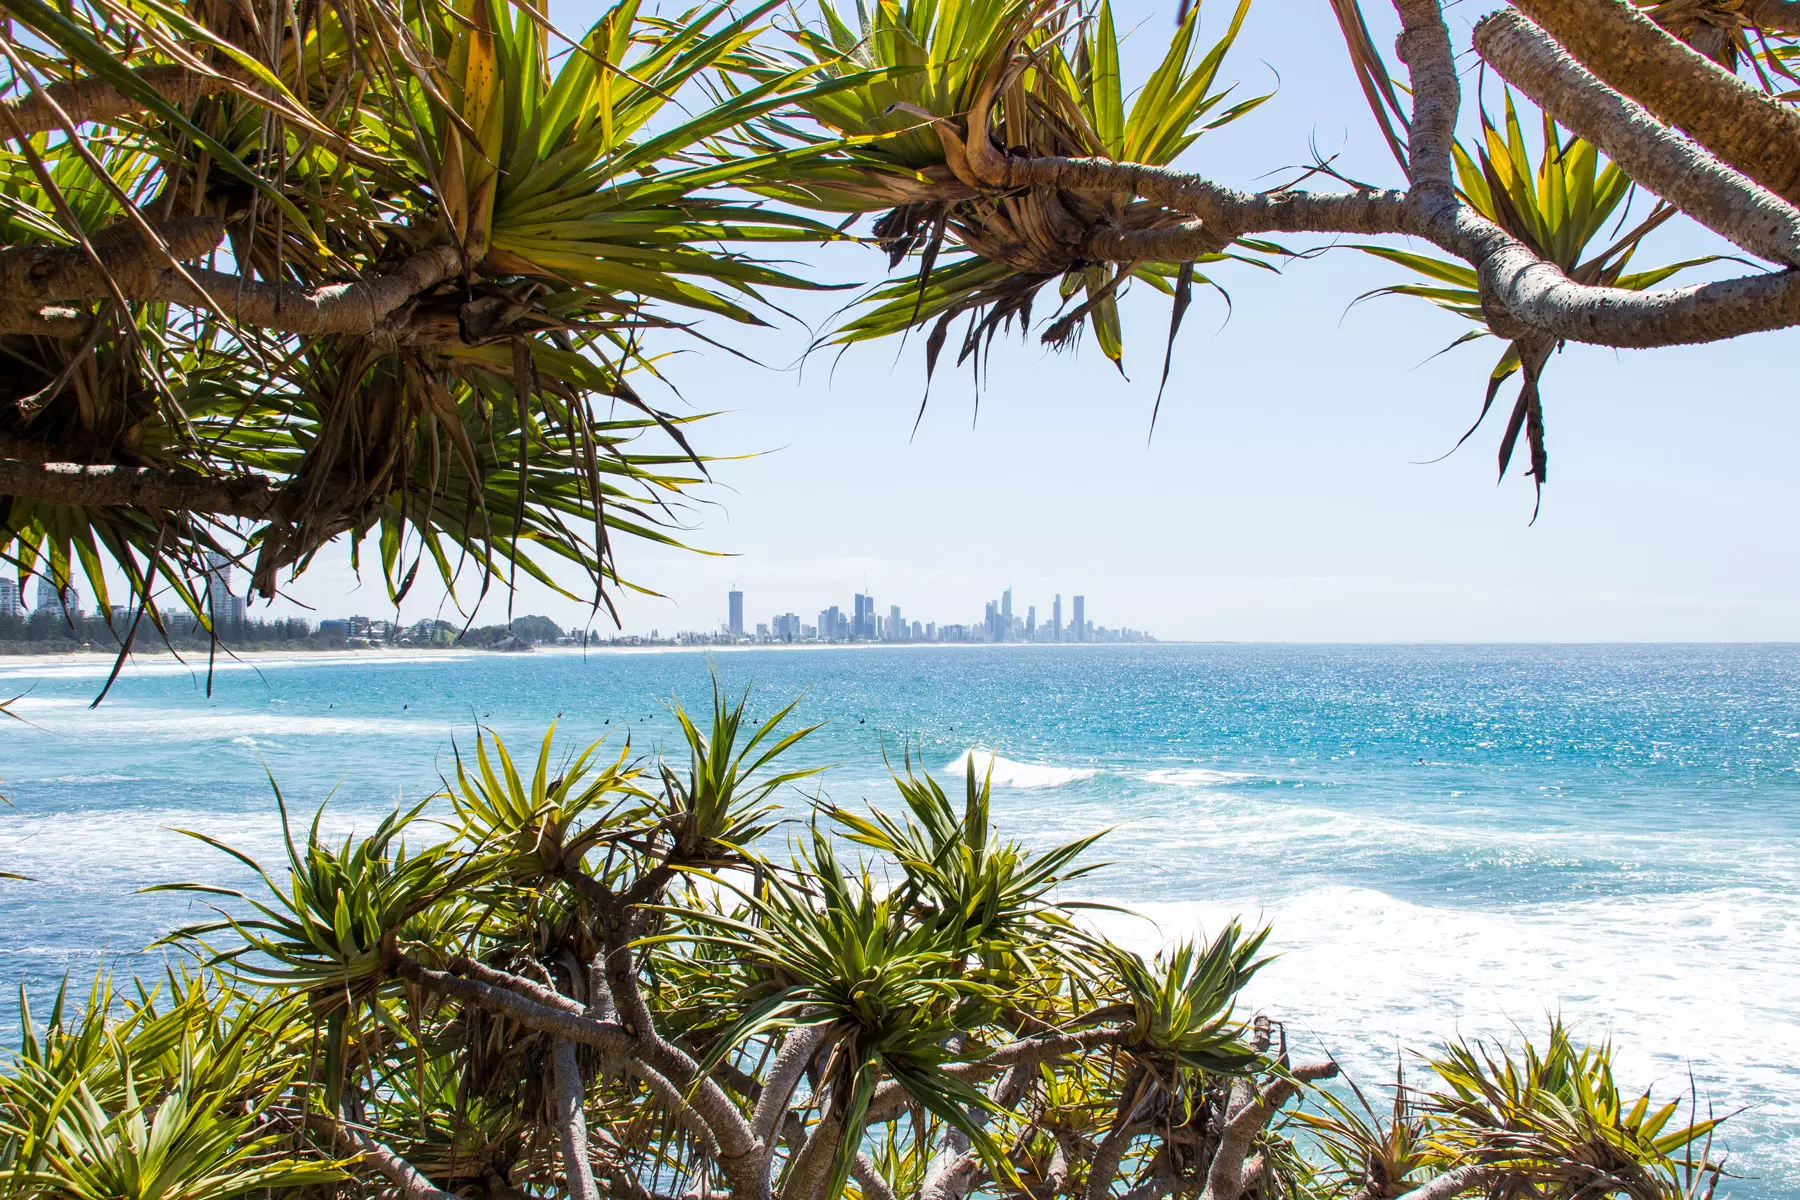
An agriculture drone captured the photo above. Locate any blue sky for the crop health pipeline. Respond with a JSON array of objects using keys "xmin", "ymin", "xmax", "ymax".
[{"xmin": 265, "ymin": 0, "xmax": 1800, "ymax": 641}]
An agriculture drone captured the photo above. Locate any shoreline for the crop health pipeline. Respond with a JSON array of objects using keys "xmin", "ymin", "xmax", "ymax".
[{"xmin": 0, "ymin": 640, "xmax": 1178, "ymax": 671}]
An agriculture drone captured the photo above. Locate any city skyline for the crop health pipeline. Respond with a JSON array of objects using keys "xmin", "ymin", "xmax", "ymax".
[{"xmin": 733, "ymin": 585, "xmax": 1155, "ymax": 646}]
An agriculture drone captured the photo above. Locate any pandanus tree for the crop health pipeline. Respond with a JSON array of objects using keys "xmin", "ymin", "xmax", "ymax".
[
  {"xmin": 7, "ymin": 0, "xmax": 1800, "ymax": 626},
  {"xmin": 0, "ymin": 687, "xmax": 1724, "ymax": 1200}
]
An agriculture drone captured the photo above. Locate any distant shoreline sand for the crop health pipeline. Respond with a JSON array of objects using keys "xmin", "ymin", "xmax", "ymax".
[{"xmin": 0, "ymin": 640, "xmax": 1157, "ymax": 672}]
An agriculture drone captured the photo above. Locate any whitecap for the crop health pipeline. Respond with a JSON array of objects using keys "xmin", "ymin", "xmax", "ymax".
[
  {"xmin": 943, "ymin": 749, "xmax": 1097, "ymax": 788},
  {"xmin": 1083, "ymin": 885, "xmax": 1800, "ymax": 1186},
  {"xmin": 1141, "ymin": 766, "xmax": 1256, "ymax": 787}
]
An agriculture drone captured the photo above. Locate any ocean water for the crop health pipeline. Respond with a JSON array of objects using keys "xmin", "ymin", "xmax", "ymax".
[{"xmin": 0, "ymin": 643, "xmax": 1795, "ymax": 1193}]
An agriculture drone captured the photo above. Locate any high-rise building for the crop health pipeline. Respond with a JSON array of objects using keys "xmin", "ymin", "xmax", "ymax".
[
  {"xmin": 820, "ymin": 606, "xmax": 841, "ymax": 641},
  {"xmin": 985, "ymin": 600, "xmax": 999, "ymax": 642},
  {"xmin": 1026, "ymin": 605, "xmax": 1036, "ymax": 638},
  {"xmin": 888, "ymin": 605, "xmax": 903, "ymax": 641},
  {"xmin": 1073, "ymin": 595, "xmax": 1086, "ymax": 641},
  {"xmin": 34, "ymin": 575, "xmax": 80, "ymax": 619},
  {"xmin": 854, "ymin": 593, "xmax": 877, "ymax": 640},
  {"xmin": 1001, "ymin": 588, "xmax": 1012, "ymax": 641},
  {"xmin": 728, "ymin": 589, "xmax": 745, "ymax": 637},
  {"xmin": 1051, "ymin": 594, "xmax": 1062, "ymax": 641},
  {"xmin": 204, "ymin": 552, "xmax": 247, "ymax": 631},
  {"xmin": 0, "ymin": 577, "xmax": 20, "ymax": 617}
]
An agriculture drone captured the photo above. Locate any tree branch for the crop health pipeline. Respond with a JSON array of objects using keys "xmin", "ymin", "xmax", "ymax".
[
  {"xmin": 551, "ymin": 1040, "xmax": 602, "ymax": 1200},
  {"xmin": 1390, "ymin": 0, "xmax": 1460, "ymax": 188},
  {"xmin": 1201, "ymin": 1062, "xmax": 1339, "ymax": 1200},
  {"xmin": 0, "ymin": 460, "xmax": 291, "ymax": 517},
  {"xmin": 0, "ymin": 216, "xmax": 222, "ymax": 304},
  {"xmin": 1085, "ymin": 1067, "xmax": 1149, "ymax": 1200},
  {"xmin": 851, "ymin": 1152, "xmax": 900, "ymax": 1200},
  {"xmin": 1743, "ymin": 0, "xmax": 1800, "ymax": 34},
  {"xmin": 1394, "ymin": 1164, "xmax": 1495, "ymax": 1200},
  {"xmin": 0, "ymin": 63, "xmax": 240, "ymax": 139},
  {"xmin": 751, "ymin": 1024, "xmax": 829, "ymax": 1154},
  {"xmin": 1475, "ymin": 9, "xmax": 1800, "ymax": 266},
  {"xmin": 318, "ymin": 1117, "xmax": 458, "ymax": 1200},
  {"xmin": 1507, "ymin": 0, "xmax": 1800, "ymax": 207},
  {"xmin": 153, "ymin": 246, "xmax": 463, "ymax": 336}
]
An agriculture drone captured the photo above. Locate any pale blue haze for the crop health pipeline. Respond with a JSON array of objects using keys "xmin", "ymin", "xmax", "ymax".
[{"xmin": 1, "ymin": 646, "xmax": 1795, "ymax": 1193}]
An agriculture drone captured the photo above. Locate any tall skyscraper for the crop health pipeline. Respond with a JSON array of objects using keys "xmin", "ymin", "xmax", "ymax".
[
  {"xmin": 889, "ymin": 605, "xmax": 903, "ymax": 641},
  {"xmin": 1026, "ymin": 605, "xmax": 1036, "ymax": 638},
  {"xmin": 0, "ymin": 577, "xmax": 19, "ymax": 617},
  {"xmin": 205, "ymin": 552, "xmax": 247, "ymax": 630},
  {"xmin": 985, "ymin": 599, "xmax": 999, "ymax": 642},
  {"xmin": 1001, "ymin": 588, "xmax": 1012, "ymax": 641},
  {"xmin": 853, "ymin": 593, "xmax": 876, "ymax": 640},
  {"xmin": 728, "ymin": 589, "xmax": 744, "ymax": 637},
  {"xmin": 1052, "ymin": 594, "xmax": 1062, "ymax": 641},
  {"xmin": 1073, "ymin": 595, "xmax": 1086, "ymax": 642},
  {"xmin": 34, "ymin": 575, "xmax": 80, "ymax": 619}
]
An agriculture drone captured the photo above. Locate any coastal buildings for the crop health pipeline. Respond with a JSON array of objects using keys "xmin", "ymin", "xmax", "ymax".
[
  {"xmin": 205, "ymin": 552, "xmax": 248, "ymax": 631},
  {"xmin": 0, "ymin": 577, "xmax": 19, "ymax": 617},
  {"xmin": 717, "ymin": 587, "xmax": 1155, "ymax": 645},
  {"xmin": 33, "ymin": 576, "xmax": 80, "ymax": 619}
]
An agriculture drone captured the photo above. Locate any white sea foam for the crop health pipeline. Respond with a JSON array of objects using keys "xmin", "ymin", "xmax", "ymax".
[
  {"xmin": 1140, "ymin": 766, "xmax": 1260, "ymax": 788},
  {"xmin": 944, "ymin": 749, "xmax": 1097, "ymax": 788},
  {"xmin": 14, "ymin": 705, "xmax": 449, "ymax": 742},
  {"xmin": 0, "ymin": 649, "xmax": 477, "ymax": 682},
  {"xmin": 1085, "ymin": 885, "xmax": 1800, "ymax": 1184}
]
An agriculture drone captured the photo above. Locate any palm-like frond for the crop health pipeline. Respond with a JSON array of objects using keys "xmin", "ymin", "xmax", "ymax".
[
  {"xmin": 735, "ymin": 0, "xmax": 1271, "ymax": 396},
  {"xmin": 1422, "ymin": 1020, "xmax": 1724, "ymax": 1200},
  {"xmin": 1358, "ymin": 91, "xmax": 1720, "ymax": 501}
]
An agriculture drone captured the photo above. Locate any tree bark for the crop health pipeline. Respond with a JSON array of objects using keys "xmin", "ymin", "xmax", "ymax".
[
  {"xmin": 1743, "ymin": 0, "xmax": 1800, "ymax": 34},
  {"xmin": 1474, "ymin": 9, "xmax": 1800, "ymax": 266},
  {"xmin": 551, "ymin": 1040, "xmax": 603, "ymax": 1200},
  {"xmin": 1507, "ymin": 0, "xmax": 1800, "ymax": 207},
  {"xmin": 0, "ymin": 63, "xmax": 241, "ymax": 139},
  {"xmin": 0, "ymin": 216, "xmax": 223, "ymax": 304},
  {"xmin": 321, "ymin": 1119, "xmax": 459, "ymax": 1200},
  {"xmin": 0, "ymin": 460, "xmax": 290, "ymax": 517},
  {"xmin": 1394, "ymin": 1164, "xmax": 1494, "ymax": 1200}
]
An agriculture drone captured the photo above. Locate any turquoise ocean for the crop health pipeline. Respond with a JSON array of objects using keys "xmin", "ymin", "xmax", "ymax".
[{"xmin": 0, "ymin": 643, "xmax": 1795, "ymax": 1193}]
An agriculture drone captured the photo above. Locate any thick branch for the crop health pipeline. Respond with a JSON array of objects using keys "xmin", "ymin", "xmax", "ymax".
[
  {"xmin": 0, "ymin": 233, "xmax": 462, "ymax": 339},
  {"xmin": 1743, "ymin": 0, "xmax": 1800, "ymax": 34},
  {"xmin": 751, "ymin": 1024, "xmax": 829, "ymax": 1154},
  {"xmin": 400, "ymin": 956, "xmax": 764, "ymax": 1187},
  {"xmin": 1390, "ymin": 0, "xmax": 1460, "ymax": 187},
  {"xmin": 551, "ymin": 1040, "xmax": 602, "ymax": 1200},
  {"xmin": 1085, "ymin": 1067, "xmax": 1148, "ymax": 1200},
  {"xmin": 1508, "ymin": 0, "xmax": 1800, "ymax": 207},
  {"xmin": 322, "ymin": 1119, "xmax": 457, "ymax": 1200},
  {"xmin": 850, "ymin": 1153, "xmax": 900, "ymax": 1200},
  {"xmin": 1395, "ymin": 1165, "xmax": 1495, "ymax": 1200},
  {"xmin": 153, "ymin": 247, "xmax": 463, "ymax": 336},
  {"xmin": 0, "ymin": 460, "xmax": 291, "ymax": 517},
  {"xmin": 1475, "ymin": 9, "xmax": 1800, "ymax": 266},
  {"xmin": 397, "ymin": 957, "xmax": 637, "ymax": 1054},
  {"xmin": 0, "ymin": 217, "xmax": 222, "ymax": 304},
  {"xmin": 1415, "ymin": 191, "xmax": 1800, "ymax": 346},
  {"xmin": 1200, "ymin": 1062, "xmax": 1339, "ymax": 1200},
  {"xmin": 0, "ymin": 63, "xmax": 239, "ymax": 139}
]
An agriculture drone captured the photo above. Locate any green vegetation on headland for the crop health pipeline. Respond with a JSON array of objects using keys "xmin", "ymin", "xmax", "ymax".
[{"xmin": 0, "ymin": 612, "xmax": 580, "ymax": 655}]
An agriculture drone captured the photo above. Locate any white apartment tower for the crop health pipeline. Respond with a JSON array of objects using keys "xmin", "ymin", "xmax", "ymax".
[{"xmin": 204, "ymin": 552, "xmax": 247, "ymax": 629}]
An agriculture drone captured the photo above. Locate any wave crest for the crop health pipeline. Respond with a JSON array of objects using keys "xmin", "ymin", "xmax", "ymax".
[{"xmin": 943, "ymin": 749, "xmax": 1097, "ymax": 788}]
